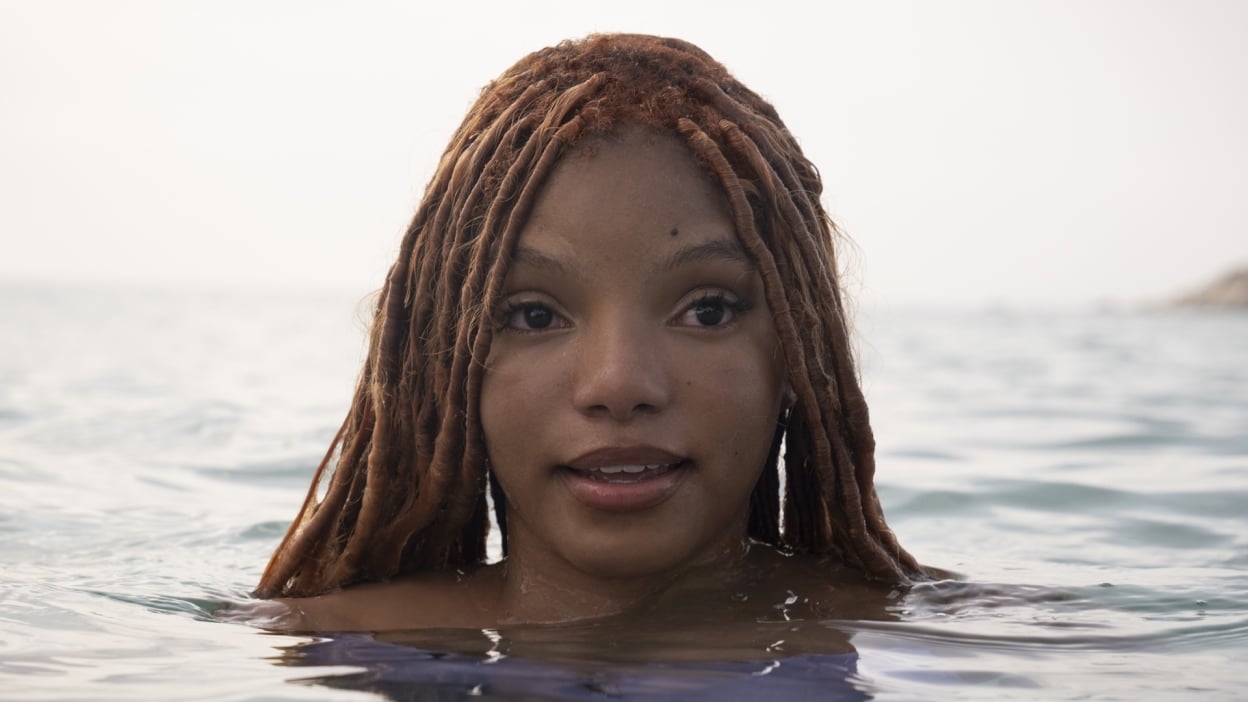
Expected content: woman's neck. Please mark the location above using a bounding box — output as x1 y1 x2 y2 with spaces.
493 535 754 625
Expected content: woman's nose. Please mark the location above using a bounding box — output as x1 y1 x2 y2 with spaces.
571 314 671 421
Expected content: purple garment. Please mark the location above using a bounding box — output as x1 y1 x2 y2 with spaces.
287 633 870 701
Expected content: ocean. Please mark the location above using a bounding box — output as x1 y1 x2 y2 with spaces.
1 282 1244 700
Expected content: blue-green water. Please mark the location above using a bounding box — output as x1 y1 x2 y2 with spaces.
1 284 1245 700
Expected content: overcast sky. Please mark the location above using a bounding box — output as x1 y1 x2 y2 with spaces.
2 0 1245 306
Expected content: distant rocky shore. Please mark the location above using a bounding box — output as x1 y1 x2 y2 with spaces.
1173 267 1248 307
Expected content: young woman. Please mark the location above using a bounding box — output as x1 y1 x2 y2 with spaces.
253 33 926 632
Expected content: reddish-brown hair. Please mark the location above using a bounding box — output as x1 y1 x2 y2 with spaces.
255 33 924 598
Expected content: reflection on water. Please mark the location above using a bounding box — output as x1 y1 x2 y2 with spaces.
281 630 865 701
256 556 875 699
266 575 1248 699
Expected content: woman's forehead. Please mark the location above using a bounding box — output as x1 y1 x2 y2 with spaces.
533 128 730 225
502 128 751 281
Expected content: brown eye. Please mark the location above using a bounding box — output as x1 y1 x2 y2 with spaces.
523 305 554 329
693 299 726 326
674 291 749 328
502 301 566 332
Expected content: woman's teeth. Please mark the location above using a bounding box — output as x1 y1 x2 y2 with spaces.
581 462 683 482
597 464 659 474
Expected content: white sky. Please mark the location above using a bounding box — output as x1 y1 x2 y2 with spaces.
2 0 1245 306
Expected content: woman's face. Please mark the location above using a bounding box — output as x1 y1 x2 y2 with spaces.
480 129 786 583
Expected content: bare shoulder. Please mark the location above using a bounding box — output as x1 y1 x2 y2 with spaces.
252 564 504 633
749 548 904 620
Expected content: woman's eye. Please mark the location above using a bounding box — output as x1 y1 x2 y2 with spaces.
693 299 727 326
503 302 565 332
675 293 747 328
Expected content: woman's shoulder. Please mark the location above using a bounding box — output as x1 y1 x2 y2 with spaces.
740 547 904 619
259 563 504 633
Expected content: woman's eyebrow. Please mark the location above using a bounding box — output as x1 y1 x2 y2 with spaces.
509 238 753 276
663 239 754 272
510 245 571 275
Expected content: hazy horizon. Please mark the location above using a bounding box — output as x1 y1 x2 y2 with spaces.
3 1 1245 307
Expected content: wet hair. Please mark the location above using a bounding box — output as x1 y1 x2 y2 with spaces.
255 33 925 599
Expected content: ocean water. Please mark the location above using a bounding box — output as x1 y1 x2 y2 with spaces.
1 282 1245 700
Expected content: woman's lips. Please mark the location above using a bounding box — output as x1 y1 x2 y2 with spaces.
559 446 690 512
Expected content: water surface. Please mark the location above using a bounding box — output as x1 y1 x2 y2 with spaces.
1 284 1244 700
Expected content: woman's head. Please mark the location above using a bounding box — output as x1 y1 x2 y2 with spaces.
480 127 788 581
256 33 922 599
